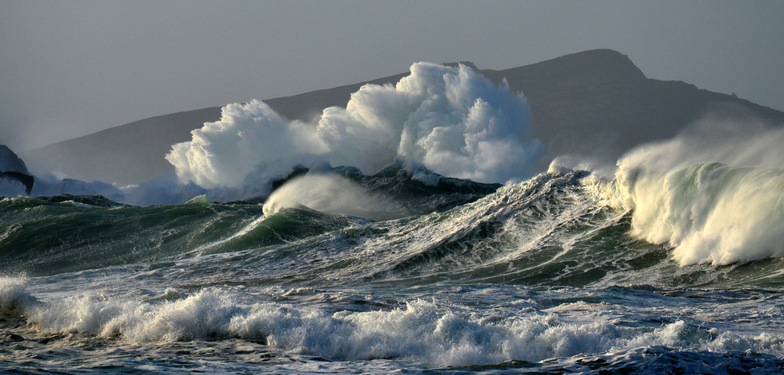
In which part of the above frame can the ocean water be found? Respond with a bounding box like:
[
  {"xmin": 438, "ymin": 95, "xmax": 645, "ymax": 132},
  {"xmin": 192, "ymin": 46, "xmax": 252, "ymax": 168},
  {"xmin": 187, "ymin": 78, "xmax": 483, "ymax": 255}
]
[
  {"xmin": 4, "ymin": 62, "xmax": 784, "ymax": 373},
  {"xmin": 3, "ymin": 166, "xmax": 784, "ymax": 374}
]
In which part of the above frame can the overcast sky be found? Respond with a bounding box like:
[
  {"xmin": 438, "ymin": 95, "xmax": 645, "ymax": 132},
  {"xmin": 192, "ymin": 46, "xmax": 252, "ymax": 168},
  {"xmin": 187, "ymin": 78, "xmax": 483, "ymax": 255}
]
[{"xmin": 2, "ymin": 0, "xmax": 783, "ymax": 151}]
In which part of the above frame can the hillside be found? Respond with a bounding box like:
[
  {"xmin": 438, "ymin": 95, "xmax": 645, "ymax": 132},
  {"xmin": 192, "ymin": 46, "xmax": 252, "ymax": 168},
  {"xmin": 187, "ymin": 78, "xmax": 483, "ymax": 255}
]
[{"xmin": 23, "ymin": 49, "xmax": 784, "ymax": 185}]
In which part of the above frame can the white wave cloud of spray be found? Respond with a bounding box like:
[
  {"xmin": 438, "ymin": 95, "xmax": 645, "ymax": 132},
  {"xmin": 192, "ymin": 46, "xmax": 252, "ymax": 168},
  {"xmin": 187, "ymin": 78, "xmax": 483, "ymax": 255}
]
[
  {"xmin": 164, "ymin": 100, "xmax": 323, "ymax": 189},
  {"xmin": 166, "ymin": 62, "xmax": 542, "ymax": 189},
  {"xmin": 610, "ymin": 119, "xmax": 784, "ymax": 266}
]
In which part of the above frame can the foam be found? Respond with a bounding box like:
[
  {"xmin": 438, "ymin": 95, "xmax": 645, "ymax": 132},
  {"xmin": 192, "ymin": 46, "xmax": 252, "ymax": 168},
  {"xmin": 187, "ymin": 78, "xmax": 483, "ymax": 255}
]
[
  {"xmin": 12, "ymin": 287, "xmax": 784, "ymax": 367},
  {"xmin": 262, "ymin": 174, "xmax": 408, "ymax": 221},
  {"xmin": 0, "ymin": 277, "xmax": 37, "ymax": 315}
]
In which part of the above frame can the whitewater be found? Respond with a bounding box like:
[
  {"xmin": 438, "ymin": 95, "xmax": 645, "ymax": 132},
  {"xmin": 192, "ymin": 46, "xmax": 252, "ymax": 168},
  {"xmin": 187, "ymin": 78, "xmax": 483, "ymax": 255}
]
[{"xmin": 2, "ymin": 63, "xmax": 784, "ymax": 373}]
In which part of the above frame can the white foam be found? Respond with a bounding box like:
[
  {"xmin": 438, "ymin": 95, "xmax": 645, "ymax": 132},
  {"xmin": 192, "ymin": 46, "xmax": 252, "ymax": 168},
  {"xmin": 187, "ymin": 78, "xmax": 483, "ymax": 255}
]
[
  {"xmin": 610, "ymin": 122, "xmax": 784, "ymax": 266},
  {"xmin": 13, "ymin": 288, "xmax": 784, "ymax": 366},
  {"xmin": 0, "ymin": 277, "xmax": 37, "ymax": 315}
]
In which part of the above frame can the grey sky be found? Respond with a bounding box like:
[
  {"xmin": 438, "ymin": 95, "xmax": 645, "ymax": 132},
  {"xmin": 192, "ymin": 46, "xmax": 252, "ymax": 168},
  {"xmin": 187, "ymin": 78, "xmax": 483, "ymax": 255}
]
[{"xmin": 2, "ymin": 0, "xmax": 783, "ymax": 151}]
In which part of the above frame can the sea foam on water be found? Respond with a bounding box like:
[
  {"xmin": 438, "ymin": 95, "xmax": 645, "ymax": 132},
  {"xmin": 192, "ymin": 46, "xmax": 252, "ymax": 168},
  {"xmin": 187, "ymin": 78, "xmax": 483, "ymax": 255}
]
[{"xmin": 4, "ymin": 283, "xmax": 783, "ymax": 367}]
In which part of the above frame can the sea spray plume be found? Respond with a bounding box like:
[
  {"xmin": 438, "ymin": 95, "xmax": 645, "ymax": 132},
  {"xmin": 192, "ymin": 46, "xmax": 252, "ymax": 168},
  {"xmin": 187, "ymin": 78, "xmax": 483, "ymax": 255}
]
[
  {"xmin": 319, "ymin": 62, "xmax": 543, "ymax": 182},
  {"xmin": 0, "ymin": 277, "xmax": 38, "ymax": 315},
  {"xmin": 617, "ymin": 118, "xmax": 784, "ymax": 172},
  {"xmin": 612, "ymin": 121, "xmax": 784, "ymax": 266},
  {"xmin": 395, "ymin": 63, "xmax": 541, "ymax": 183},
  {"xmin": 315, "ymin": 82, "xmax": 411, "ymax": 173},
  {"xmin": 262, "ymin": 174, "xmax": 408, "ymax": 221},
  {"xmin": 166, "ymin": 62, "xmax": 542, "ymax": 191},
  {"xmin": 166, "ymin": 100, "xmax": 326, "ymax": 189}
]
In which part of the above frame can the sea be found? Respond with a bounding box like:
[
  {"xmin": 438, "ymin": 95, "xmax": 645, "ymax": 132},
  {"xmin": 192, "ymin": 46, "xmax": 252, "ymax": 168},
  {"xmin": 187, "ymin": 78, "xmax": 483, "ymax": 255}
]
[
  {"xmin": 2, "ymin": 163, "xmax": 784, "ymax": 374},
  {"xmin": 3, "ymin": 62, "xmax": 784, "ymax": 373}
]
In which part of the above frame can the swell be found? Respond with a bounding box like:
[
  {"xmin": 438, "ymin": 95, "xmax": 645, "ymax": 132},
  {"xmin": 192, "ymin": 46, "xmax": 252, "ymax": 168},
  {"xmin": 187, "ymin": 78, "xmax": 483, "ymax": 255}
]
[
  {"xmin": 0, "ymin": 164, "xmax": 498, "ymax": 277},
  {"xmin": 0, "ymin": 196, "xmax": 354, "ymax": 276},
  {"xmin": 294, "ymin": 171, "xmax": 665, "ymax": 288}
]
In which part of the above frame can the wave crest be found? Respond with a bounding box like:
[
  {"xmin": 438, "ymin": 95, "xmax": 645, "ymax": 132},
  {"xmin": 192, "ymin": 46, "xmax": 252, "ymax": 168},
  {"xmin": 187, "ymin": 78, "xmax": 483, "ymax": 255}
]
[
  {"xmin": 262, "ymin": 174, "xmax": 409, "ymax": 221},
  {"xmin": 614, "ymin": 162, "xmax": 784, "ymax": 266}
]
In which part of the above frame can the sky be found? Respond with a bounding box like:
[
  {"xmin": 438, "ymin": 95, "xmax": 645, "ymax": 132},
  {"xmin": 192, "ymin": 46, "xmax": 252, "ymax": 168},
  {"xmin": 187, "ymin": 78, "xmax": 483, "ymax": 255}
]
[{"xmin": 1, "ymin": 0, "xmax": 783, "ymax": 152}]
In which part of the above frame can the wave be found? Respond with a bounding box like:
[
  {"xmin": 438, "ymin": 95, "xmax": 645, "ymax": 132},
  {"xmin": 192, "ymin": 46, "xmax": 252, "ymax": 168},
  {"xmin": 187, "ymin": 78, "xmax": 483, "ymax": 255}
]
[
  {"xmin": 608, "ymin": 123, "xmax": 784, "ymax": 266},
  {"xmin": 614, "ymin": 162, "xmax": 784, "ymax": 266},
  {"xmin": 166, "ymin": 62, "xmax": 542, "ymax": 192},
  {"xmin": 3, "ymin": 279, "xmax": 783, "ymax": 368},
  {"xmin": 1, "ymin": 164, "xmax": 498, "ymax": 276},
  {"xmin": 4, "ymin": 167, "xmax": 784, "ymax": 286},
  {"xmin": 0, "ymin": 196, "xmax": 334, "ymax": 275},
  {"xmin": 158, "ymin": 169, "xmax": 783, "ymax": 289},
  {"xmin": 262, "ymin": 174, "xmax": 409, "ymax": 221}
]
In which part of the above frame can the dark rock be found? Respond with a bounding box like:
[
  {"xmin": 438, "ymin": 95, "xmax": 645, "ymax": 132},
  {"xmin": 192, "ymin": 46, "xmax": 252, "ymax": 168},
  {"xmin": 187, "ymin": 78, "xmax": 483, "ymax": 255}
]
[{"xmin": 22, "ymin": 49, "xmax": 784, "ymax": 185}]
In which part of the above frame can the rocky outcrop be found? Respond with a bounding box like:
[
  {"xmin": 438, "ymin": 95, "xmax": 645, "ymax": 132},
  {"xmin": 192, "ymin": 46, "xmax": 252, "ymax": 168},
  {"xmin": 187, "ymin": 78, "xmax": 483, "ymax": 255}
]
[
  {"xmin": 23, "ymin": 49, "xmax": 784, "ymax": 185},
  {"xmin": 0, "ymin": 145, "xmax": 34, "ymax": 195}
]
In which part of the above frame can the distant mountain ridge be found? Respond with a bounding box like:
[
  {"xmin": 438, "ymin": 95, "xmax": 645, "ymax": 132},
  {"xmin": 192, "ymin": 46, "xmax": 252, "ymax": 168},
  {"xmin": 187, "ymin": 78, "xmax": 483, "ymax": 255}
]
[{"xmin": 23, "ymin": 49, "xmax": 784, "ymax": 185}]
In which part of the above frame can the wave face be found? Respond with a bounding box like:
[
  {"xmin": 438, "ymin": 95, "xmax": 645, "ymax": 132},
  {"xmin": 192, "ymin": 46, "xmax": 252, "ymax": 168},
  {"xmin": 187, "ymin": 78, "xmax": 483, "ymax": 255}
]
[
  {"xmin": 611, "ymin": 123, "xmax": 784, "ymax": 266},
  {"xmin": 3, "ymin": 168, "xmax": 784, "ymax": 373}
]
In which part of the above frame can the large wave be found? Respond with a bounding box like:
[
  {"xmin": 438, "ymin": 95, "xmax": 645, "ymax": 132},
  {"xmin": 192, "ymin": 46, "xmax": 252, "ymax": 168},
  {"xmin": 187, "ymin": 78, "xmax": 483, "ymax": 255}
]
[
  {"xmin": 611, "ymin": 122, "xmax": 784, "ymax": 266},
  {"xmin": 166, "ymin": 62, "xmax": 543, "ymax": 190}
]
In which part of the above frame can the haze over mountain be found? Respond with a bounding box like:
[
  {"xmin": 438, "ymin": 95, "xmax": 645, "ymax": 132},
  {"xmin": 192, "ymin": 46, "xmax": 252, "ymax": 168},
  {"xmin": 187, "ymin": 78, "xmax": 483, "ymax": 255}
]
[{"xmin": 22, "ymin": 49, "xmax": 784, "ymax": 186}]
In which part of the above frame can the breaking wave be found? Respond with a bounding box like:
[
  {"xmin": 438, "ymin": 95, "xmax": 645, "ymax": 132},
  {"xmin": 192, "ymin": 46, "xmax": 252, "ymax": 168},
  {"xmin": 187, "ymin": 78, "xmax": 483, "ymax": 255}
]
[
  {"xmin": 166, "ymin": 62, "xmax": 542, "ymax": 190},
  {"xmin": 3, "ymin": 280, "xmax": 783, "ymax": 368},
  {"xmin": 611, "ymin": 123, "xmax": 784, "ymax": 266}
]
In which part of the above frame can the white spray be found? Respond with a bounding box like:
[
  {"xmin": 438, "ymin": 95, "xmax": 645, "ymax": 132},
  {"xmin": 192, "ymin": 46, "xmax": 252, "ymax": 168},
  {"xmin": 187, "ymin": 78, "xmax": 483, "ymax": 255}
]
[
  {"xmin": 611, "ymin": 119, "xmax": 784, "ymax": 266},
  {"xmin": 166, "ymin": 62, "xmax": 542, "ymax": 191}
]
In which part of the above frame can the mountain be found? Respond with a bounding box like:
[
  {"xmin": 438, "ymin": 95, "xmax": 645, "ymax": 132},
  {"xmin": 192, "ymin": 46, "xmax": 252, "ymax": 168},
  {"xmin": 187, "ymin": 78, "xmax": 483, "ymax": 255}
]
[
  {"xmin": 482, "ymin": 50, "xmax": 784, "ymax": 169},
  {"xmin": 22, "ymin": 49, "xmax": 784, "ymax": 185}
]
